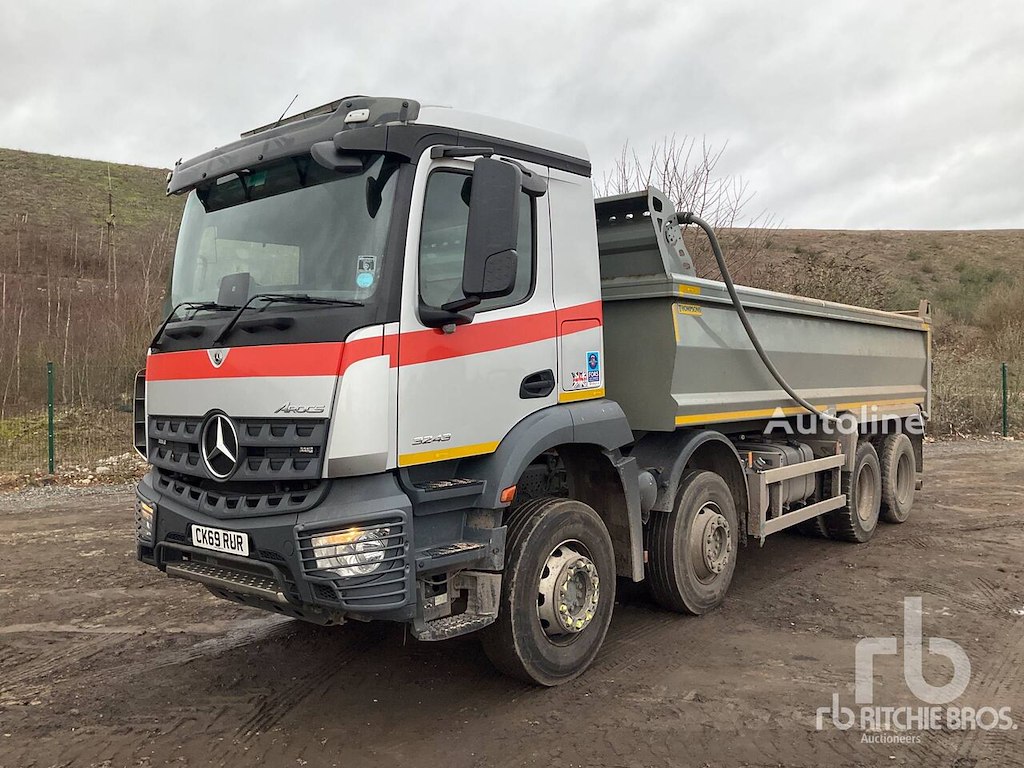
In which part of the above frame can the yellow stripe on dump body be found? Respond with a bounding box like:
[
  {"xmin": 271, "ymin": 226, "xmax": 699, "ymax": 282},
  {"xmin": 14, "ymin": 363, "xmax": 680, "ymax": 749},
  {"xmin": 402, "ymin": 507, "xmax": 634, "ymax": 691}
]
[
  {"xmin": 398, "ymin": 440, "xmax": 500, "ymax": 467},
  {"xmin": 674, "ymin": 398, "xmax": 924, "ymax": 426},
  {"xmin": 559, "ymin": 387, "xmax": 606, "ymax": 404}
]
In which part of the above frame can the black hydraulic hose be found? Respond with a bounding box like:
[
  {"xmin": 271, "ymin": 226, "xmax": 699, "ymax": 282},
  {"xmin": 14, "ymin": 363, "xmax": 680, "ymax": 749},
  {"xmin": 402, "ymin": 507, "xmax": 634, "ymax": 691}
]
[{"xmin": 678, "ymin": 212, "xmax": 838, "ymax": 423}]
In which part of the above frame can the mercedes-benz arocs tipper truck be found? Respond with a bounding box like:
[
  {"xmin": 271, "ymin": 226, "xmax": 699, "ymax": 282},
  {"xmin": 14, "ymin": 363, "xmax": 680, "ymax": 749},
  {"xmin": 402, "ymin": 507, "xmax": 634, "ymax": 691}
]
[{"xmin": 134, "ymin": 96, "xmax": 930, "ymax": 685}]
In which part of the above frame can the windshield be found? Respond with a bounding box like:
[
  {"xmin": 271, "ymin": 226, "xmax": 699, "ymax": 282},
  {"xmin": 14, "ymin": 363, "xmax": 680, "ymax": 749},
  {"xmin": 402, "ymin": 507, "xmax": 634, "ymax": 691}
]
[{"xmin": 170, "ymin": 154, "xmax": 399, "ymax": 306}]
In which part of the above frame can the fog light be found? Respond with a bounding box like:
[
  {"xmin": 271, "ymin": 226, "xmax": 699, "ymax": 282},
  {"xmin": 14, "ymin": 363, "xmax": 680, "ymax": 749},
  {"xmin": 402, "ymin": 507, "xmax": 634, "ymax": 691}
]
[
  {"xmin": 310, "ymin": 527, "xmax": 389, "ymax": 578},
  {"xmin": 135, "ymin": 499, "xmax": 155, "ymax": 544}
]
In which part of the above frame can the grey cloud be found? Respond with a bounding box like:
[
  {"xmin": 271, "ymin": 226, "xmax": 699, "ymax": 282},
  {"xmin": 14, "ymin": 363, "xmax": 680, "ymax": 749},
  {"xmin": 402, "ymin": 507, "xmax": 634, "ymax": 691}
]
[{"xmin": 1, "ymin": 0, "xmax": 1021, "ymax": 228}]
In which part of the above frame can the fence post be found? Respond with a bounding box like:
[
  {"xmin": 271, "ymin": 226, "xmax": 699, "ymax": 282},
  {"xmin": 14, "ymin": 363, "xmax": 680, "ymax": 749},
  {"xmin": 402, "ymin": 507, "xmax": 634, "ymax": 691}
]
[
  {"xmin": 1002, "ymin": 362, "xmax": 1009, "ymax": 438},
  {"xmin": 47, "ymin": 362, "xmax": 55, "ymax": 474}
]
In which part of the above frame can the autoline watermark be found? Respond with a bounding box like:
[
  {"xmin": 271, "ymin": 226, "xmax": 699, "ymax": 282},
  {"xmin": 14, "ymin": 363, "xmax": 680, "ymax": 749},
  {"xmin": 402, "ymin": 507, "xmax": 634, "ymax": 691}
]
[
  {"xmin": 765, "ymin": 405, "xmax": 926, "ymax": 437},
  {"xmin": 816, "ymin": 597, "xmax": 1016, "ymax": 741}
]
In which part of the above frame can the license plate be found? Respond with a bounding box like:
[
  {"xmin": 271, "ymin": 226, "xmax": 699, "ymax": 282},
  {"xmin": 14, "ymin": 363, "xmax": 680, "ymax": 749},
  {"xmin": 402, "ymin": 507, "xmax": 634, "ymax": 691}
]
[{"xmin": 191, "ymin": 524, "xmax": 250, "ymax": 556}]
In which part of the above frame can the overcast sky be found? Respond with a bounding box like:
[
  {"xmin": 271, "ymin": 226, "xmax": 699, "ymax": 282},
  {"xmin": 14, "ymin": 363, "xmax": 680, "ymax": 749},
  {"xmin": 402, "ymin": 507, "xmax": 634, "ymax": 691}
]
[{"xmin": 2, "ymin": 0, "xmax": 1022, "ymax": 229}]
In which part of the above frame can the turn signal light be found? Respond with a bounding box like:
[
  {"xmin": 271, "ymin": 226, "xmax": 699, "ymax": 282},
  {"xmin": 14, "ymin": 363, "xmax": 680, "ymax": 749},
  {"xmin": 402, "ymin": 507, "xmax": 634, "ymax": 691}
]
[
  {"xmin": 500, "ymin": 485, "xmax": 517, "ymax": 504},
  {"xmin": 135, "ymin": 499, "xmax": 155, "ymax": 544}
]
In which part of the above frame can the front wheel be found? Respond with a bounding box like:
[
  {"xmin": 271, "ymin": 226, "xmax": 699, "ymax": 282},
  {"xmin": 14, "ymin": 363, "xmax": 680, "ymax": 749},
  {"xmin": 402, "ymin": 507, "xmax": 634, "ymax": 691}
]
[
  {"xmin": 480, "ymin": 497, "xmax": 616, "ymax": 686},
  {"xmin": 647, "ymin": 470, "xmax": 739, "ymax": 615}
]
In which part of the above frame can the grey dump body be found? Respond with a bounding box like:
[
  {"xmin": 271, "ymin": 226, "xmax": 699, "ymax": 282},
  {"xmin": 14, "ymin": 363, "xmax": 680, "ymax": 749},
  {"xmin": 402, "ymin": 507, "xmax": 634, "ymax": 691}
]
[{"xmin": 596, "ymin": 188, "xmax": 930, "ymax": 432}]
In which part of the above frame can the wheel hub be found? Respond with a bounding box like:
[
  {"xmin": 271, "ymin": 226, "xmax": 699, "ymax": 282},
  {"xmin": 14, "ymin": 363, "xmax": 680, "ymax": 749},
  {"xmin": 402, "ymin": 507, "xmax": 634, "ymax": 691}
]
[
  {"xmin": 537, "ymin": 541, "xmax": 600, "ymax": 637},
  {"xmin": 688, "ymin": 503, "xmax": 732, "ymax": 582}
]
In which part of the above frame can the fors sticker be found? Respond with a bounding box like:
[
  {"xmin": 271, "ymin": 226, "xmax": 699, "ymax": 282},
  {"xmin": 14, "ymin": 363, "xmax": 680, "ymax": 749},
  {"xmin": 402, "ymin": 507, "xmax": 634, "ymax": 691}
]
[{"xmin": 586, "ymin": 351, "xmax": 601, "ymax": 384}]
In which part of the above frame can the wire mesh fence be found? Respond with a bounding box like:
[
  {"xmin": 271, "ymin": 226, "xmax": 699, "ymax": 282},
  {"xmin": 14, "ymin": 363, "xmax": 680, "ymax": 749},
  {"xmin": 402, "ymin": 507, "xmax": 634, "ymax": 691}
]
[
  {"xmin": 1, "ymin": 362, "xmax": 139, "ymax": 479},
  {"xmin": 931, "ymin": 358, "xmax": 1022, "ymax": 437}
]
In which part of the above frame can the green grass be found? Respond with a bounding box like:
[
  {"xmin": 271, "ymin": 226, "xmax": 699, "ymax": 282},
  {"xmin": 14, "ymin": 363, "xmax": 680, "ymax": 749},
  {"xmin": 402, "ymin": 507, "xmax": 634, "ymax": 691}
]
[
  {"xmin": 934, "ymin": 264, "xmax": 1008, "ymax": 322},
  {"xmin": 0, "ymin": 407, "xmax": 131, "ymax": 474},
  {"xmin": 0, "ymin": 148, "xmax": 182, "ymax": 252}
]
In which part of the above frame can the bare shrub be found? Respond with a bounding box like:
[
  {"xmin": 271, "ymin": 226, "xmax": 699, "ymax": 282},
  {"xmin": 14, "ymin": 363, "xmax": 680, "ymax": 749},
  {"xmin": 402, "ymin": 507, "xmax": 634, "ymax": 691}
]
[
  {"xmin": 975, "ymin": 281, "xmax": 1024, "ymax": 362},
  {"xmin": 752, "ymin": 253, "xmax": 901, "ymax": 311}
]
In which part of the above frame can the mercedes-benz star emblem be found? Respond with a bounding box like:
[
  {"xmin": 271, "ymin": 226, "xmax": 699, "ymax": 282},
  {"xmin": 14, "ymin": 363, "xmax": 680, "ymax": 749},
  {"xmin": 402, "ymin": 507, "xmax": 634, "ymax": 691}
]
[
  {"xmin": 207, "ymin": 348, "xmax": 229, "ymax": 368},
  {"xmin": 201, "ymin": 413, "xmax": 239, "ymax": 480}
]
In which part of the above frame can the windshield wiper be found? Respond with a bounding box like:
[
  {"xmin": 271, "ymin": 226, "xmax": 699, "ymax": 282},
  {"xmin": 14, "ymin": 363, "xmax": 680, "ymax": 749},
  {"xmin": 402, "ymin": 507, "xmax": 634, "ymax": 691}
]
[
  {"xmin": 150, "ymin": 301, "xmax": 239, "ymax": 349},
  {"xmin": 211, "ymin": 293, "xmax": 364, "ymax": 346}
]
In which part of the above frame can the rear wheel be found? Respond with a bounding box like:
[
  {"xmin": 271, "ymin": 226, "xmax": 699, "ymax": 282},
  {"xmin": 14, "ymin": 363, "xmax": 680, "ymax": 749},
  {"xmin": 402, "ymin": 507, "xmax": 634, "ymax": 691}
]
[
  {"xmin": 647, "ymin": 470, "xmax": 739, "ymax": 614},
  {"xmin": 880, "ymin": 433, "xmax": 916, "ymax": 523},
  {"xmin": 480, "ymin": 497, "xmax": 616, "ymax": 686},
  {"xmin": 824, "ymin": 441, "xmax": 881, "ymax": 543}
]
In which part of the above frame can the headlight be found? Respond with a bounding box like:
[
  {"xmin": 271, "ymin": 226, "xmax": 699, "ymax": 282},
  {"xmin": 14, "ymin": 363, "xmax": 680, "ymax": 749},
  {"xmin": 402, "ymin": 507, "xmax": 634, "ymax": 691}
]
[
  {"xmin": 135, "ymin": 499, "xmax": 155, "ymax": 544},
  {"xmin": 310, "ymin": 528, "xmax": 389, "ymax": 578}
]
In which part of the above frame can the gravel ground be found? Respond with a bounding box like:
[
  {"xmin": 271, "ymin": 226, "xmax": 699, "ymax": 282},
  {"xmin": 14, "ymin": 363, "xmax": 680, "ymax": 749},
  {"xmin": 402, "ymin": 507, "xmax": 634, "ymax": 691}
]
[{"xmin": 0, "ymin": 441, "xmax": 1022, "ymax": 767}]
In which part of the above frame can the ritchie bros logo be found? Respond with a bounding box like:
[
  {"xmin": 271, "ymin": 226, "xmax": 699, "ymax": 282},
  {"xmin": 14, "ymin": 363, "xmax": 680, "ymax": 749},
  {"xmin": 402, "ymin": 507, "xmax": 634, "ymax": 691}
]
[{"xmin": 816, "ymin": 597, "xmax": 1016, "ymax": 742}]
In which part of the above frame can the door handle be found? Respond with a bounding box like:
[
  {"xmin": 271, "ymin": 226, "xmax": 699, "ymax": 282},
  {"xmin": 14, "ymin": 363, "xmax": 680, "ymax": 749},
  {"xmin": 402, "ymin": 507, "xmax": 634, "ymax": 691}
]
[{"xmin": 520, "ymin": 369, "xmax": 556, "ymax": 399}]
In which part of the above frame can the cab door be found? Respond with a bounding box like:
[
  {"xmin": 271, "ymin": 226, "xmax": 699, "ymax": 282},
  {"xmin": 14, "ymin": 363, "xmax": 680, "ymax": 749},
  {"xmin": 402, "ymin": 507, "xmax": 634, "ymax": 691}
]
[{"xmin": 395, "ymin": 154, "xmax": 555, "ymax": 468}]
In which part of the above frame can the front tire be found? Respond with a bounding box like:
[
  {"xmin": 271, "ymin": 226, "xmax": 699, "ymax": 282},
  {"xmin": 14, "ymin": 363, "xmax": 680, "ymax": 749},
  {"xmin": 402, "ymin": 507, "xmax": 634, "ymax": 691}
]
[
  {"xmin": 481, "ymin": 497, "xmax": 616, "ymax": 686},
  {"xmin": 647, "ymin": 470, "xmax": 739, "ymax": 615}
]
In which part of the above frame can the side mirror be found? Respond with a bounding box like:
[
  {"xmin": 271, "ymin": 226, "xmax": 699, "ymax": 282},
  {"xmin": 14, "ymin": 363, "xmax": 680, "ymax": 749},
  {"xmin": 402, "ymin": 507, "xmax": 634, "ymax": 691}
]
[{"xmin": 443, "ymin": 158, "xmax": 521, "ymax": 313}]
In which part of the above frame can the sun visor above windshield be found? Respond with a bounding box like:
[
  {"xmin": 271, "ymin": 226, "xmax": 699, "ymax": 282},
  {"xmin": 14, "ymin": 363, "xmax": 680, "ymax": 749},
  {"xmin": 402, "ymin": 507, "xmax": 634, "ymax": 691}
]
[{"xmin": 167, "ymin": 97, "xmax": 422, "ymax": 197}]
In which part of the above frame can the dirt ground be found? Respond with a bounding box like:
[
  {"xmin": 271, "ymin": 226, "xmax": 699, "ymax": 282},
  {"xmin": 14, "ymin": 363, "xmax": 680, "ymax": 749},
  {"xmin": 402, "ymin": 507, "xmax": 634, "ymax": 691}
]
[{"xmin": 0, "ymin": 441, "xmax": 1021, "ymax": 768}]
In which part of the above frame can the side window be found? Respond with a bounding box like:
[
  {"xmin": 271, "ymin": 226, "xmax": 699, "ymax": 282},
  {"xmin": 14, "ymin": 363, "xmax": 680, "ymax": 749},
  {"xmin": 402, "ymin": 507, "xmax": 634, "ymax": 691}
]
[{"xmin": 419, "ymin": 169, "xmax": 534, "ymax": 312}]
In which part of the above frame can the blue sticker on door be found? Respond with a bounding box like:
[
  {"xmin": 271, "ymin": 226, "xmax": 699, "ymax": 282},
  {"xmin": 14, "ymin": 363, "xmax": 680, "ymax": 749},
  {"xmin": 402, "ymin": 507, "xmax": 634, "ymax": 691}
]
[{"xmin": 586, "ymin": 351, "xmax": 600, "ymax": 384}]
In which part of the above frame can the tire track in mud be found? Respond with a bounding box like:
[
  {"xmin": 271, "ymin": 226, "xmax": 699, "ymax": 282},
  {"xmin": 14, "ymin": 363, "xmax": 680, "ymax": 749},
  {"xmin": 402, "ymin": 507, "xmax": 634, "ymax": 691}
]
[
  {"xmin": 204, "ymin": 633, "xmax": 380, "ymax": 764},
  {"xmin": 0, "ymin": 634, "xmax": 121, "ymax": 700},
  {"xmin": 9, "ymin": 618, "xmax": 312, "ymax": 768},
  {"xmin": 949, "ymin": 515, "xmax": 1023, "ymax": 534},
  {"xmin": 901, "ymin": 570, "xmax": 1023, "ymax": 767},
  {"xmin": 149, "ymin": 616, "xmax": 297, "ymax": 671},
  {"xmin": 921, "ymin": 581, "xmax": 995, "ymax": 615},
  {"xmin": 950, "ymin": 622, "xmax": 1024, "ymax": 765}
]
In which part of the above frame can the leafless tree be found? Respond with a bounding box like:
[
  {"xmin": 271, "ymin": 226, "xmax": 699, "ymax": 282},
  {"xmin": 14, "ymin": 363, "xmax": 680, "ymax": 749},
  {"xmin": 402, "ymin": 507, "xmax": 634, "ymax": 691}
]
[{"xmin": 596, "ymin": 135, "xmax": 779, "ymax": 282}]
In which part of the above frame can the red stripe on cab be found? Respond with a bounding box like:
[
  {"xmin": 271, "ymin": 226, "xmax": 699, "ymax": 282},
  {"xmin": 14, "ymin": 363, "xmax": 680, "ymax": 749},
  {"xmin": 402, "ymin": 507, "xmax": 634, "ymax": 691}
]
[
  {"xmin": 146, "ymin": 342, "xmax": 345, "ymax": 381},
  {"xmin": 145, "ymin": 301, "xmax": 605, "ymax": 380}
]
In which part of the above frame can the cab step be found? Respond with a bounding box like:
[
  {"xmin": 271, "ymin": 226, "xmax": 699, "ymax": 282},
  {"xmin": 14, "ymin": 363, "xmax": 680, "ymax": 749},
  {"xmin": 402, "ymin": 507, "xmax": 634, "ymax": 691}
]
[
  {"xmin": 413, "ymin": 612, "xmax": 496, "ymax": 641},
  {"xmin": 167, "ymin": 561, "xmax": 288, "ymax": 604},
  {"xmin": 405, "ymin": 478, "xmax": 486, "ymax": 514},
  {"xmin": 413, "ymin": 478, "xmax": 483, "ymax": 493},
  {"xmin": 415, "ymin": 541, "xmax": 489, "ymax": 572}
]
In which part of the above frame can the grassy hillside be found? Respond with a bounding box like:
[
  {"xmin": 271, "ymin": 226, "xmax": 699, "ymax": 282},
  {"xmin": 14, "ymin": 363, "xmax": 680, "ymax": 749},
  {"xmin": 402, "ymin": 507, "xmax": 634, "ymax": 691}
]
[
  {"xmin": 761, "ymin": 229, "xmax": 1024, "ymax": 321},
  {"xmin": 0, "ymin": 147, "xmax": 182, "ymax": 262},
  {"xmin": 0, "ymin": 147, "xmax": 1020, "ymax": 443},
  {"xmin": 0, "ymin": 149, "xmax": 182, "ymax": 433}
]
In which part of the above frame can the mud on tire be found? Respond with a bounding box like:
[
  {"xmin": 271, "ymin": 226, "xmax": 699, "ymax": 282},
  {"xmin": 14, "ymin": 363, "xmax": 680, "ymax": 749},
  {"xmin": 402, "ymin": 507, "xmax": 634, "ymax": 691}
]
[
  {"xmin": 823, "ymin": 440, "xmax": 881, "ymax": 543},
  {"xmin": 647, "ymin": 470, "xmax": 739, "ymax": 615},
  {"xmin": 879, "ymin": 433, "xmax": 916, "ymax": 524},
  {"xmin": 480, "ymin": 497, "xmax": 616, "ymax": 686}
]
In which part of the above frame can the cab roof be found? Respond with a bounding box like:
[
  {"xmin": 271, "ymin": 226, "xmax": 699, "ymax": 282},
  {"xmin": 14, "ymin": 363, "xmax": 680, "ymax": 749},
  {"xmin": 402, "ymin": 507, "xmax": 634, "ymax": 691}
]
[{"xmin": 167, "ymin": 96, "xmax": 590, "ymax": 195}]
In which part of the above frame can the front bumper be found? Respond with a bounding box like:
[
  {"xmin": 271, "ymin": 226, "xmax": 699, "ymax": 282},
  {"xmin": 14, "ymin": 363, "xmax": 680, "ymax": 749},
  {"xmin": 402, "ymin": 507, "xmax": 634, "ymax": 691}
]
[{"xmin": 136, "ymin": 470, "xmax": 416, "ymax": 623}]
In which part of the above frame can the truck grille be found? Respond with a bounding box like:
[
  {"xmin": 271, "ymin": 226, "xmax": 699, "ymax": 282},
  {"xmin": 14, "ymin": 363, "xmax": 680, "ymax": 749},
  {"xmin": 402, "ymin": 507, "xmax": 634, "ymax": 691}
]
[
  {"xmin": 152, "ymin": 469, "xmax": 328, "ymax": 518},
  {"xmin": 297, "ymin": 518, "xmax": 411, "ymax": 611},
  {"xmin": 148, "ymin": 415, "xmax": 327, "ymax": 483}
]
